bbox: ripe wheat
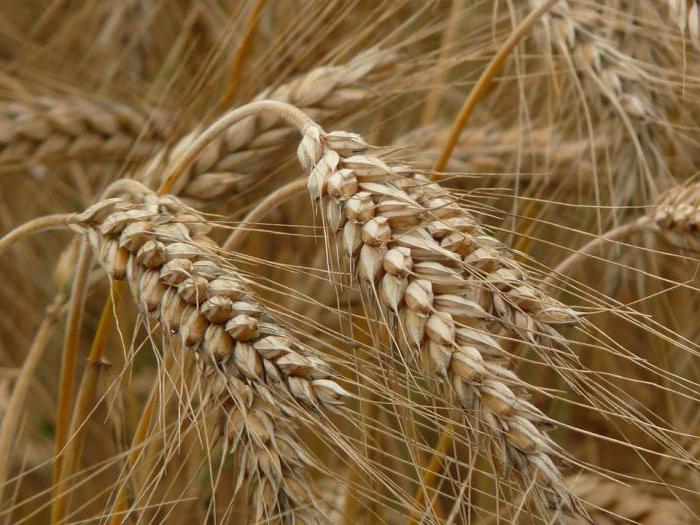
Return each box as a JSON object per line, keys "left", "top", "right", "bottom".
{"left": 297, "top": 125, "right": 582, "bottom": 515}
{"left": 0, "top": 97, "right": 167, "bottom": 165}
{"left": 567, "top": 473, "right": 690, "bottom": 524}
{"left": 70, "top": 184, "right": 349, "bottom": 523}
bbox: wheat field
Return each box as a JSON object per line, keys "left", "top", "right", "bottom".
{"left": 0, "top": 1, "right": 699, "bottom": 523}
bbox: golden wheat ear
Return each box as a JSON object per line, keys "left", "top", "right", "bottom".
{"left": 295, "top": 123, "right": 583, "bottom": 515}
{"left": 70, "top": 182, "right": 349, "bottom": 523}
{"left": 566, "top": 473, "right": 692, "bottom": 524}
{"left": 0, "top": 96, "right": 167, "bottom": 165}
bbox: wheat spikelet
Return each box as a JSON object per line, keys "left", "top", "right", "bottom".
{"left": 70, "top": 185, "right": 349, "bottom": 523}
{"left": 0, "top": 97, "right": 167, "bottom": 165}
{"left": 566, "top": 474, "right": 690, "bottom": 524}
{"left": 652, "top": 180, "right": 700, "bottom": 250}
{"left": 296, "top": 125, "right": 581, "bottom": 515}
{"left": 141, "top": 48, "right": 395, "bottom": 201}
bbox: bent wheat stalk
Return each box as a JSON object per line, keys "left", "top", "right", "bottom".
{"left": 68, "top": 183, "right": 349, "bottom": 523}
{"left": 0, "top": 295, "right": 64, "bottom": 505}
{"left": 434, "top": 0, "right": 561, "bottom": 171}
{"left": 144, "top": 47, "right": 395, "bottom": 200}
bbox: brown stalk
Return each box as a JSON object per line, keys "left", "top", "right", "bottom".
{"left": 0, "top": 294, "right": 64, "bottom": 505}
{"left": 52, "top": 242, "right": 92, "bottom": 509}
{"left": 219, "top": 0, "right": 267, "bottom": 109}
{"left": 108, "top": 359, "right": 160, "bottom": 525}
{"left": 51, "top": 282, "right": 123, "bottom": 523}
{"left": 0, "top": 214, "right": 74, "bottom": 256}
{"left": 420, "top": 0, "right": 466, "bottom": 125}
{"left": 222, "top": 177, "right": 307, "bottom": 251}
{"left": 407, "top": 422, "right": 453, "bottom": 525}
{"left": 433, "top": 0, "right": 561, "bottom": 172}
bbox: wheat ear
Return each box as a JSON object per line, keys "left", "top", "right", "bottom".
{"left": 141, "top": 47, "right": 395, "bottom": 200}
{"left": 531, "top": 0, "right": 654, "bottom": 120}
{"left": 296, "top": 126, "right": 581, "bottom": 515}
{"left": 566, "top": 473, "right": 690, "bottom": 524}
{"left": 70, "top": 184, "right": 349, "bottom": 523}
{"left": 128, "top": 98, "right": 581, "bottom": 516}
{"left": 0, "top": 97, "right": 166, "bottom": 165}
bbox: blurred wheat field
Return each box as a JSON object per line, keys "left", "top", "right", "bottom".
{"left": 0, "top": 0, "right": 699, "bottom": 523}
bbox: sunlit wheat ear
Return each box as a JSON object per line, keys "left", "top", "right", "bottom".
{"left": 532, "top": 0, "right": 654, "bottom": 120}
{"left": 566, "top": 474, "right": 691, "bottom": 524}
{"left": 653, "top": 181, "right": 700, "bottom": 251}
{"left": 404, "top": 123, "right": 602, "bottom": 180}
{"left": 0, "top": 96, "right": 167, "bottom": 164}
{"left": 669, "top": 0, "right": 700, "bottom": 45}
{"left": 70, "top": 185, "right": 349, "bottom": 523}
{"left": 297, "top": 126, "right": 582, "bottom": 516}
{"left": 141, "top": 47, "right": 396, "bottom": 201}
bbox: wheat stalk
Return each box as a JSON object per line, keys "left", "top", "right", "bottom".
{"left": 297, "top": 125, "right": 582, "bottom": 515}
{"left": 0, "top": 96, "right": 167, "bottom": 165}
{"left": 566, "top": 473, "right": 690, "bottom": 524}
{"left": 141, "top": 47, "right": 395, "bottom": 200}
{"left": 69, "top": 184, "right": 349, "bottom": 523}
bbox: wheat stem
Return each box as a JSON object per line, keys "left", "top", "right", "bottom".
{"left": 0, "top": 294, "right": 64, "bottom": 506}
{"left": 421, "top": 0, "right": 466, "bottom": 125}
{"left": 158, "top": 100, "right": 315, "bottom": 195}
{"left": 546, "top": 217, "right": 650, "bottom": 287}
{"left": 0, "top": 214, "right": 74, "bottom": 257}
{"left": 219, "top": 0, "right": 267, "bottom": 109}
{"left": 51, "top": 283, "right": 123, "bottom": 523}
{"left": 108, "top": 358, "right": 161, "bottom": 525}
{"left": 223, "top": 177, "right": 307, "bottom": 252}
{"left": 51, "top": 241, "right": 92, "bottom": 522}
{"left": 407, "top": 422, "right": 453, "bottom": 525}
{"left": 433, "top": 0, "right": 561, "bottom": 171}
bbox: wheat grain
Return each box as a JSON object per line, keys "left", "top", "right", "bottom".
{"left": 70, "top": 184, "right": 349, "bottom": 523}
{"left": 141, "top": 47, "right": 395, "bottom": 201}
{"left": 297, "top": 125, "right": 582, "bottom": 515}
{"left": 0, "top": 97, "right": 167, "bottom": 165}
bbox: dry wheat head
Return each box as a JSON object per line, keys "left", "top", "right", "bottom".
{"left": 70, "top": 185, "right": 349, "bottom": 523}
{"left": 296, "top": 125, "right": 582, "bottom": 516}
{"left": 566, "top": 473, "right": 691, "bottom": 524}
{"left": 0, "top": 97, "right": 167, "bottom": 164}
{"left": 532, "top": 0, "right": 654, "bottom": 120}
